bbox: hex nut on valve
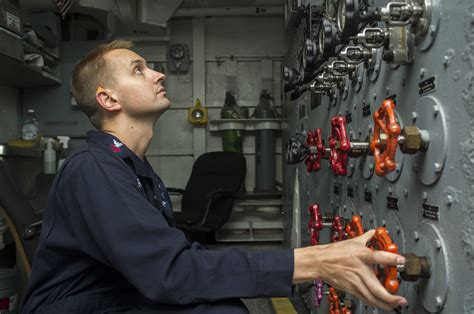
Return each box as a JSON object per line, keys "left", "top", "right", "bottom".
{"left": 399, "top": 253, "right": 431, "bottom": 282}
{"left": 399, "top": 126, "right": 422, "bottom": 154}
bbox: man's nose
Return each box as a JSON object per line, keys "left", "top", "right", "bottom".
{"left": 154, "top": 70, "right": 166, "bottom": 84}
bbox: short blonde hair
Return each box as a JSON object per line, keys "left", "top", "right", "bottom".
{"left": 71, "top": 40, "right": 134, "bottom": 129}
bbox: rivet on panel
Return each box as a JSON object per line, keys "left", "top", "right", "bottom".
{"left": 435, "top": 239, "right": 442, "bottom": 250}
{"left": 434, "top": 162, "right": 442, "bottom": 173}
{"left": 435, "top": 296, "right": 443, "bottom": 308}
{"left": 411, "top": 112, "right": 418, "bottom": 122}
{"left": 373, "top": 93, "right": 377, "bottom": 101}
{"left": 375, "top": 184, "right": 379, "bottom": 191}
{"left": 382, "top": 219, "right": 386, "bottom": 227}
{"left": 403, "top": 188, "right": 408, "bottom": 197}
{"left": 433, "top": 105, "right": 439, "bottom": 117}
{"left": 364, "top": 184, "right": 368, "bottom": 190}
{"left": 385, "top": 86, "right": 390, "bottom": 95}
{"left": 388, "top": 186, "right": 393, "bottom": 194}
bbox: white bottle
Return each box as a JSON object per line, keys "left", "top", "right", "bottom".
{"left": 57, "top": 136, "right": 70, "bottom": 171}
{"left": 21, "top": 109, "right": 40, "bottom": 141}
{"left": 44, "top": 140, "right": 56, "bottom": 175}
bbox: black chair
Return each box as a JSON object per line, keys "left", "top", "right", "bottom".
{"left": 0, "top": 159, "right": 43, "bottom": 278}
{"left": 170, "top": 151, "right": 246, "bottom": 232}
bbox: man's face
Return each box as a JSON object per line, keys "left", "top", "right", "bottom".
{"left": 104, "top": 49, "right": 170, "bottom": 118}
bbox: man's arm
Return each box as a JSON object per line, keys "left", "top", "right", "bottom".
{"left": 61, "top": 152, "right": 294, "bottom": 304}
{"left": 293, "top": 230, "right": 407, "bottom": 311}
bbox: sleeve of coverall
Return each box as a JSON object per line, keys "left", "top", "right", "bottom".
{"left": 62, "top": 151, "right": 295, "bottom": 305}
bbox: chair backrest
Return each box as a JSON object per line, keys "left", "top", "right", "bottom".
{"left": 182, "top": 151, "right": 246, "bottom": 230}
{"left": 0, "top": 160, "right": 41, "bottom": 277}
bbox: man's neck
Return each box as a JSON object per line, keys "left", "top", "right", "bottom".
{"left": 102, "top": 118, "right": 155, "bottom": 160}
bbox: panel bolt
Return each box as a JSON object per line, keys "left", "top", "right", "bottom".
{"left": 419, "top": 68, "right": 425, "bottom": 78}
{"left": 422, "top": 192, "right": 428, "bottom": 201}
{"left": 435, "top": 296, "right": 443, "bottom": 308}
{"left": 413, "top": 231, "right": 420, "bottom": 241}
{"left": 433, "top": 105, "right": 439, "bottom": 117}
{"left": 388, "top": 187, "right": 393, "bottom": 194}
{"left": 411, "top": 112, "right": 418, "bottom": 122}
{"left": 434, "top": 162, "right": 442, "bottom": 173}
{"left": 435, "top": 239, "right": 442, "bottom": 250}
{"left": 375, "top": 184, "right": 379, "bottom": 191}
{"left": 382, "top": 219, "right": 386, "bottom": 227}
{"left": 364, "top": 184, "right": 368, "bottom": 190}
{"left": 385, "top": 86, "right": 390, "bottom": 94}
{"left": 403, "top": 188, "right": 408, "bottom": 197}
{"left": 446, "top": 194, "right": 453, "bottom": 206}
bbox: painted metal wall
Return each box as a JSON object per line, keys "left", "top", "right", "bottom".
{"left": 0, "top": 85, "right": 20, "bottom": 143}
{"left": 282, "top": 0, "right": 474, "bottom": 313}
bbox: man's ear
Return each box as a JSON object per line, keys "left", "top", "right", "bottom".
{"left": 96, "top": 87, "right": 121, "bottom": 112}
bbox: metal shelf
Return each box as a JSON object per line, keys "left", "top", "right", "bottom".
{"left": 209, "top": 118, "right": 282, "bottom": 131}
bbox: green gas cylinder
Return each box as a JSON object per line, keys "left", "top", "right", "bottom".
{"left": 220, "top": 92, "right": 247, "bottom": 152}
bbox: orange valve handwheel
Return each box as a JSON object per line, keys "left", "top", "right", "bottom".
{"left": 345, "top": 215, "right": 364, "bottom": 238}
{"left": 370, "top": 99, "right": 401, "bottom": 176}
{"left": 369, "top": 227, "right": 400, "bottom": 294}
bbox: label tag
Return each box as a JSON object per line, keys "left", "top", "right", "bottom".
{"left": 345, "top": 111, "right": 352, "bottom": 123}
{"left": 387, "top": 196, "right": 399, "bottom": 210}
{"left": 419, "top": 76, "right": 436, "bottom": 95}
{"left": 364, "top": 191, "right": 372, "bottom": 203}
{"left": 422, "top": 203, "right": 439, "bottom": 221}
{"left": 6, "top": 12, "right": 21, "bottom": 33}
{"left": 362, "top": 104, "right": 371, "bottom": 117}
{"left": 347, "top": 185, "right": 354, "bottom": 198}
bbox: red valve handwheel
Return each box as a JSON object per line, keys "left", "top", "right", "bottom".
{"left": 345, "top": 215, "right": 364, "bottom": 238}
{"left": 329, "top": 116, "right": 350, "bottom": 176}
{"left": 329, "top": 287, "right": 352, "bottom": 314}
{"left": 368, "top": 227, "right": 400, "bottom": 294}
{"left": 305, "top": 129, "right": 325, "bottom": 172}
{"left": 331, "top": 215, "right": 345, "bottom": 243}
{"left": 370, "top": 99, "right": 401, "bottom": 176}
{"left": 308, "top": 204, "right": 323, "bottom": 245}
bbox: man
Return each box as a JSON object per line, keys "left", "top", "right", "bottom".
{"left": 22, "top": 40, "right": 407, "bottom": 313}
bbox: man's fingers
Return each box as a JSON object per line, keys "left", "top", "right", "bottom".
{"left": 351, "top": 276, "right": 397, "bottom": 311}
{"left": 356, "top": 229, "right": 376, "bottom": 244}
{"left": 361, "top": 265, "right": 408, "bottom": 309}
{"left": 372, "top": 250, "right": 406, "bottom": 266}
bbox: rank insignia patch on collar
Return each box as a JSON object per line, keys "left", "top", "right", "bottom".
{"left": 111, "top": 139, "right": 124, "bottom": 155}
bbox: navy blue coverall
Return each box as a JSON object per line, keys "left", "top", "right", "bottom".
{"left": 21, "top": 131, "right": 294, "bottom": 313}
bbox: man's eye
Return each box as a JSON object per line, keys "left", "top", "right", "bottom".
{"left": 135, "top": 67, "right": 143, "bottom": 74}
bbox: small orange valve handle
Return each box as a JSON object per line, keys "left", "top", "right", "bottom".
{"left": 305, "top": 129, "right": 325, "bottom": 172}
{"left": 329, "top": 116, "right": 351, "bottom": 176}
{"left": 308, "top": 204, "right": 323, "bottom": 246}
{"left": 370, "top": 99, "right": 401, "bottom": 176}
{"left": 331, "top": 215, "right": 345, "bottom": 243}
{"left": 345, "top": 215, "right": 364, "bottom": 238}
{"left": 368, "top": 227, "right": 400, "bottom": 294}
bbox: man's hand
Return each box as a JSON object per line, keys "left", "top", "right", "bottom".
{"left": 293, "top": 229, "right": 407, "bottom": 310}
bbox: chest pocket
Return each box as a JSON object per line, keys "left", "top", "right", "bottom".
{"left": 138, "top": 176, "right": 175, "bottom": 227}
